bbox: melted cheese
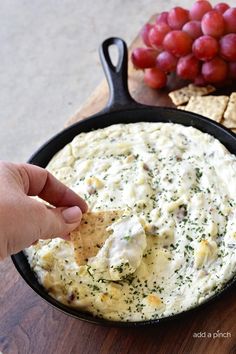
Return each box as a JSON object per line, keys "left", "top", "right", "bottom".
{"left": 25, "top": 122, "right": 236, "bottom": 322}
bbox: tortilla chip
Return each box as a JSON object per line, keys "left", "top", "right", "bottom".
{"left": 169, "top": 84, "right": 216, "bottom": 106}
{"left": 71, "top": 210, "right": 124, "bottom": 265}
{"left": 184, "top": 95, "right": 229, "bottom": 122}
{"left": 177, "top": 105, "right": 186, "bottom": 110}
{"left": 223, "top": 92, "right": 236, "bottom": 122}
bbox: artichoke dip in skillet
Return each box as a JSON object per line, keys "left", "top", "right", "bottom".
{"left": 24, "top": 122, "right": 236, "bottom": 322}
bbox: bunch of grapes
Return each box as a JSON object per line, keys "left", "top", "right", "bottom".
{"left": 131, "top": 1, "right": 236, "bottom": 89}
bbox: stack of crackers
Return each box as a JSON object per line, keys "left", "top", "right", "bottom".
{"left": 169, "top": 85, "right": 236, "bottom": 134}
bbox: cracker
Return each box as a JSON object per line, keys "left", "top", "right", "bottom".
{"left": 168, "top": 84, "right": 216, "bottom": 106}
{"left": 177, "top": 105, "right": 186, "bottom": 110}
{"left": 221, "top": 119, "right": 236, "bottom": 129}
{"left": 71, "top": 210, "right": 124, "bottom": 265}
{"left": 223, "top": 92, "right": 236, "bottom": 122}
{"left": 184, "top": 95, "right": 229, "bottom": 122}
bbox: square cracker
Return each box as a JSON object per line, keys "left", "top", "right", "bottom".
{"left": 223, "top": 92, "right": 236, "bottom": 122}
{"left": 169, "top": 84, "right": 216, "bottom": 106}
{"left": 71, "top": 210, "right": 124, "bottom": 265}
{"left": 184, "top": 95, "right": 229, "bottom": 122}
{"left": 221, "top": 119, "right": 236, "bottom": 129}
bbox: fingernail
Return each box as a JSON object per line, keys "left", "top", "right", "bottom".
{"left": 62, "top": 206, "right": 82, "bottom": 224}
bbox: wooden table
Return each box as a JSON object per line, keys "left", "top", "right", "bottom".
{"left": 1, "top": 17, "right": 236, "bottom": 354}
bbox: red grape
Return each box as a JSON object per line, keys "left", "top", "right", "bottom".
{"left": 229, "top": 62, "right": 236, "bottom": 79}
{"left": 132, "top": 2, "right": 236, "bottom": 89}
{"left": 177, "top": 54, "right": 200, "bottom": 80}
{"left": 167, "top": 7, "right": 189, "bottom": 30}
{"left": 190, "top": 1, "right": 212, "bottom": 21}
{"left": 163, "top": 30, "right": 193, "bottom": 57}
{"left": 156, "top": 51, "right": 178, "bottom": 72}
{"left": 131, "top": 48, "right": 158, "bottom": 69}
{"left": 144, "top": 68, "right": 167, "bottom": 89}
{"left": 156, "top": 12, "right": 169, "bottom": 24}
{"left": 149, "top": 23, "right": 171, "bottom": 49}
{"left": 202, "top": 57, "right": 228, "bottom": 83}
{"left": 182, "top": 20, "right": 203, "bottom": 39}
{"left": 194, "top": 74, "right": 207, "bottom": 86}
{"left": 140, "top": 23, "right": 153, "bottom": 47}
{"left": 214, "top": 3, "right": 230, "bottom": 14}
{"left": 223, "top": 8, "right": 236, "bottom": 33}
{"left": 201, "top": 10, "right": 225, "bottom": 38}
{"left": 219, "top": 34, "right": 236, "bottom": 62}
{"left": 193, "top": 35, "right": 218, "bottom": 61}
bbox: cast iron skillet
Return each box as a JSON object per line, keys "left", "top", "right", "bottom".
{"left": 12, "top": 37, "right": 236, "bottom": 327}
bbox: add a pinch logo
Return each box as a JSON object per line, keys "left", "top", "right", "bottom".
{"left": 193, "top": 331, "right": 231, "bottom": 339}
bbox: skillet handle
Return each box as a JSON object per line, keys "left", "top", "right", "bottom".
{"left": 99, "top": 37, "right": 139, "bottom": 112}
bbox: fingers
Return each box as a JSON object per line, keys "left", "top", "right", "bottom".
{"left": 17, "top": 163, "right": 88, "bottom": 212}
{"left": 34, "top": 202, "right": 83, "bottom": 241}
{"left": 0, "top": 161, "right": 87, "bottom": 257}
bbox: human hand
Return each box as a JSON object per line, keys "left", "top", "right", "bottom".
{"left": 0, "top": 161, "right": 88, "bottom": 260}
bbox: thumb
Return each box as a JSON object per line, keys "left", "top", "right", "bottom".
{"left": 38, "top": 205, "right": 82, "bottom": 240}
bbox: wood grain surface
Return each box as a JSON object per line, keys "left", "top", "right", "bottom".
{"left": 1, "top": 15, "right": 236, "bottom": 354}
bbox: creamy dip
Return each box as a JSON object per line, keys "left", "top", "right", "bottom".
{"left": 89, "top": 215, "right": 147, "bottom": 281}
{"left": 25, "top": 122, "right": 236, "bottom": 322}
